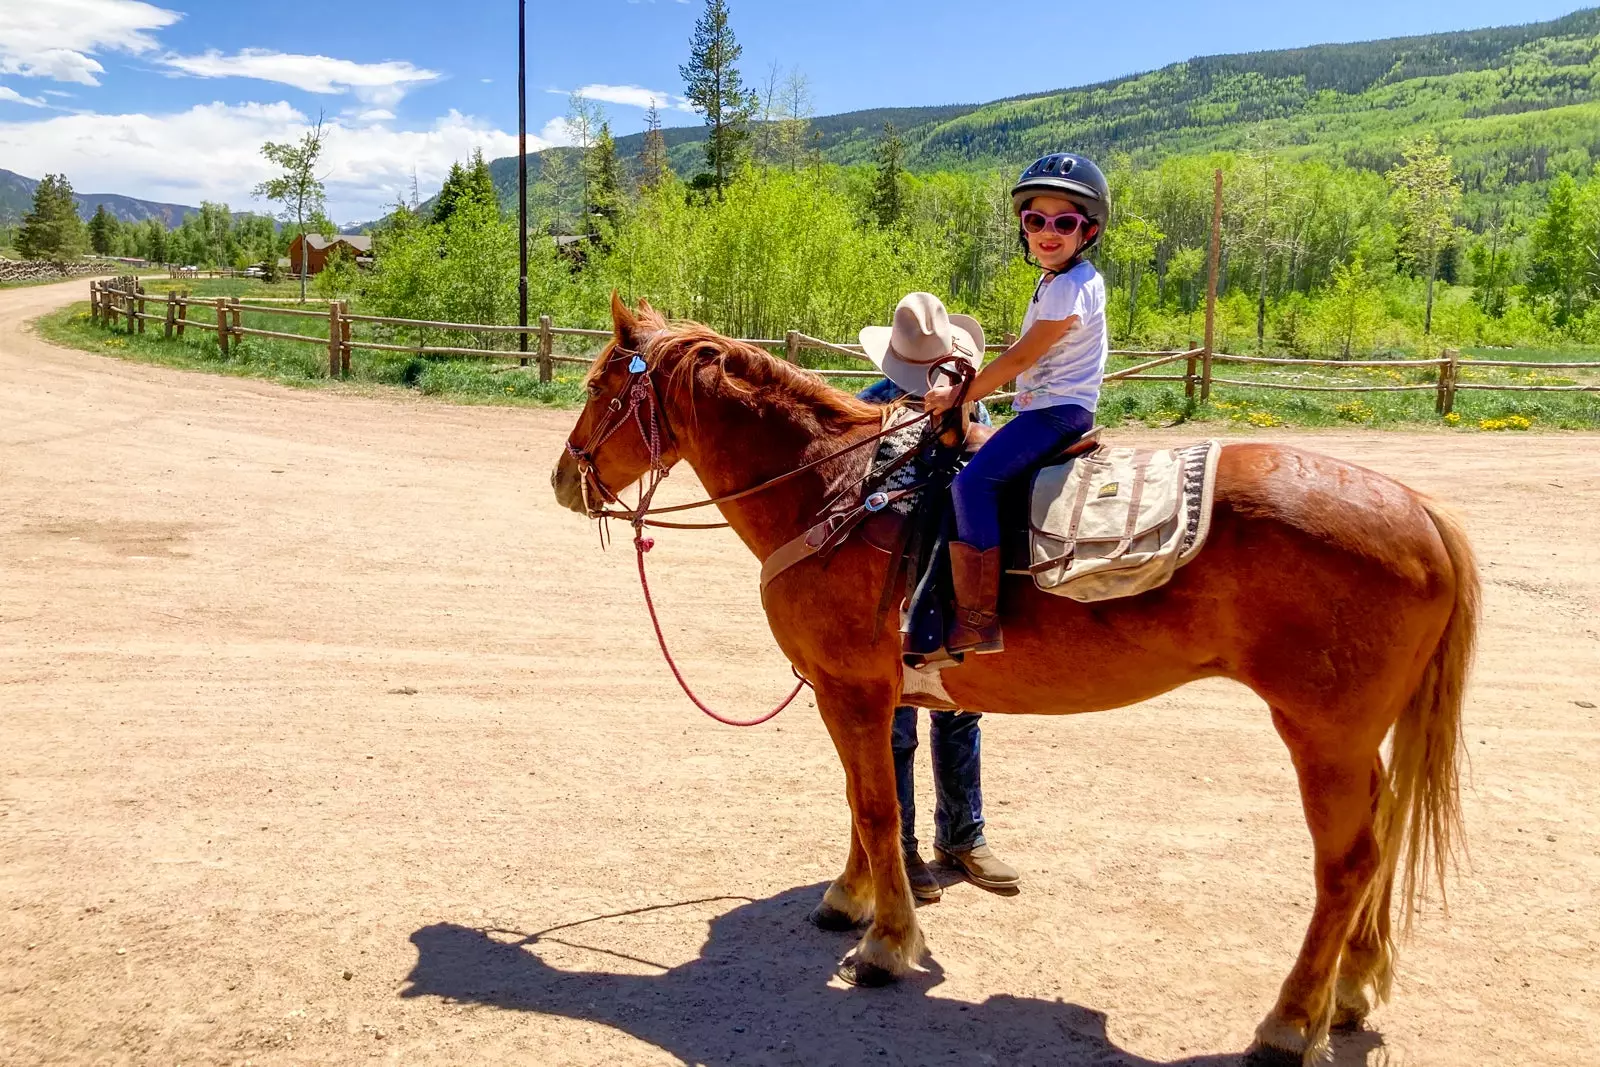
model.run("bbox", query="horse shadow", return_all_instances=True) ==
[402,883,1387,1066]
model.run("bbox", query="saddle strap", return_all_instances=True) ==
[759,486,922,593]
[1111,456,1151,559]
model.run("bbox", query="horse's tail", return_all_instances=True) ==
[1353,499,1479,1003]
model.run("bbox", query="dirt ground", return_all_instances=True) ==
[2,277,1597,1067]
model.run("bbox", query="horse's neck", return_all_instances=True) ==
[676,398,872,561]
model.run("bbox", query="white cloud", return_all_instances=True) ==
[0,0,179,85]
[551,83,696,113]
[0,86,49,107]
[0,101,530,222]
[158,49,441,107]
[538,116,574,146]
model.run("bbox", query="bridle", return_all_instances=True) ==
[564,339,969,727]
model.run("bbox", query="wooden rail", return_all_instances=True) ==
[86,281,1600,413]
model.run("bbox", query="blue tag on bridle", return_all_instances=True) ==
[628,354,647,374]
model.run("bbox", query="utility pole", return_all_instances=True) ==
[517,0,529,366]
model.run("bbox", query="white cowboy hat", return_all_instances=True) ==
[859,292,985,398]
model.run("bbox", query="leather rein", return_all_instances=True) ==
[564,343,945,726]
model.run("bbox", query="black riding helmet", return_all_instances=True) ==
[1011,153,1110,260]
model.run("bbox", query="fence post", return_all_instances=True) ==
[785,329,800,363]
[1185,350,1198,401]
[90,282,100,325]
[538,314,553,384]
[328,300,343,378]
[215,298,229,356]
[136,286,146,334]
[164,291,176,339]
[230,297,242,349]
[177,294,188,339]
[1442,348,1460,416]
[1201,168,1223,401]
[340,301,352,377]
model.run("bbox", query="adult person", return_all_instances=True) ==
[855,293,1021,902]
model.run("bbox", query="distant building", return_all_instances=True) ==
[285,233,374,275]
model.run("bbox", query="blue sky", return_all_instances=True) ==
[0,0,1590,222]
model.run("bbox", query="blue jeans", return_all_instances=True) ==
[952,403,1094,551]
[893,706,985,854]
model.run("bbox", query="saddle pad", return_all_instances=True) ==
[1026,440,1222,602]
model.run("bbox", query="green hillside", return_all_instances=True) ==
[482,7,1600,211]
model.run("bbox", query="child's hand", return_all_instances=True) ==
[923,384,959,416]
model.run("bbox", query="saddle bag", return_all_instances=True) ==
[1025,441,1221,603]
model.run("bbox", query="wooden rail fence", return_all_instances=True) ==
[89,281,1600,414]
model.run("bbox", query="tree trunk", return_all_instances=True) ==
[298,208,308,304]
[1424,254,1437,335]
[1256,262,1269,351]
[1126,263,1140,339]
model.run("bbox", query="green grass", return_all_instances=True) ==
[37,302,588,407]
[37,301,1600,430]
[142,276,316,300]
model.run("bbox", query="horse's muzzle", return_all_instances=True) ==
[551,453,586,514]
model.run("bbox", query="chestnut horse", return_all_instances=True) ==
[551,297,1478,1066]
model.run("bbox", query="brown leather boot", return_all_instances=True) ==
[947,542,1003,655]
[904,850,943,903]
[935,843,1021,892]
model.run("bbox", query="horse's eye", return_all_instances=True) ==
[587,381,603,397]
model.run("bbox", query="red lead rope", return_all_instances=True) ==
[633,533,807,726]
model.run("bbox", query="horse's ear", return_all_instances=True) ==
[635,297,666,331]
[610,290,638,347]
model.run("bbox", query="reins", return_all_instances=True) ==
[566,344,936,727]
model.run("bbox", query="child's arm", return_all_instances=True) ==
[924,314,1079,415]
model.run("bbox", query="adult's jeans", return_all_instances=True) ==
[892,705,985,854]
[952,403,1094,551]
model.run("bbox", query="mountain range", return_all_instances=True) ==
[476,6,1600,214]
[0,168,201,227]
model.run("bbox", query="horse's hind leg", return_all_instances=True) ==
[1333,756,1395,1030]
[1250,710,1382,1066]
[813,678,924,985]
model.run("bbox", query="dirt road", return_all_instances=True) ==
[2,277,1597,1065]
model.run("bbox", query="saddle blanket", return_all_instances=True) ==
[1020,440,1222,603]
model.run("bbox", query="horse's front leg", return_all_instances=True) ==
[812,677,925,985]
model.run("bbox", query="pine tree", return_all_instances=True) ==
[870,122,906,228]
[585,122,623,234]
[638,102,670,191]
[465,149,499,217]
[432,161,468,225]
[679,0,756,198]
[87,204,118,255]
[17,174,87,262]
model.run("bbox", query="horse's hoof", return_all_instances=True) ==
[836,957,896,987]
[1330,1006,1368,1032]
[1242,1043,1306,1067]
[809,903,866,932]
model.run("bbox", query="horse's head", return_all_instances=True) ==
[552,293,678,515]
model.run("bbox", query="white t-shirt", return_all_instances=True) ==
[1014,261,1109,413]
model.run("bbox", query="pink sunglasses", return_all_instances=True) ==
[1020,209,1091,237]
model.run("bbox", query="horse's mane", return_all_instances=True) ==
[636,319,881,437]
